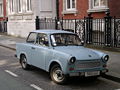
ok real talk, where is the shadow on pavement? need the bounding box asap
[102,74,120,83]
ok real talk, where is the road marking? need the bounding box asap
[30,84,43,90]
[5,70,18,77]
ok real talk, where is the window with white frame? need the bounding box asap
[94,0,107,8]
[18,0,22,13]
[0,3,3,16]
[26,0,32,12]
[66,0,76,10]
[88,0,109,12]
[62,0,77,14]
[9,0,15,14]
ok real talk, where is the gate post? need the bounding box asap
[85,13,93,44]
[35,16,40,30]
[104,11,112,46]
[55,17,59,30]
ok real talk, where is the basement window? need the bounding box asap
[18,0,22,13]
[26,0,32,12]
[9,0,15,14]
[88,0,109,13]
[66,0,76,10]
[62,0,77,14]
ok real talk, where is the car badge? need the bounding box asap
[88,55,92,57]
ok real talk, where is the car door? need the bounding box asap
[31,33,50,70]
[26,32,37,64]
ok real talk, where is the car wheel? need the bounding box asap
[20,55,30,70]
[50,64,67,84]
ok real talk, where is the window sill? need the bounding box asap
[62,10,78,15]
[23,12,33,15]
[9,12,33,16]
[0,15,3,17]
[87,8,109,13]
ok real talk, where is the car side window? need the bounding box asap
[36,33,49,47]
[27,33,36,44]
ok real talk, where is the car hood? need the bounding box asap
[54,46,102,60]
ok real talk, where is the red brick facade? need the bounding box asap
[0,0,7,21]
[109,0,120,17]
[59,0,120,19]
[59,0,89,19]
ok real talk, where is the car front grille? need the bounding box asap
[75,60,101,70]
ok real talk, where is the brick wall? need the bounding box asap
[0,0,7,21]
[59,0,107,19]
[59,0,120,19]
[109,0,120,17]
[59,0,88,19]
[3,0,6,18]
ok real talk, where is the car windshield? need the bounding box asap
[51,33,82,46]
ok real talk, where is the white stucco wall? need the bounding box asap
[7,20,35,38]
[33,0,56,18]
[7,0,56,37]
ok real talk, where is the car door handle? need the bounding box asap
[31,47,36,50]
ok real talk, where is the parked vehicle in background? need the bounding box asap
[15,30,109,84]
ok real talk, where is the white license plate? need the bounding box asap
[85,71,100,77]
[70,73,79,76]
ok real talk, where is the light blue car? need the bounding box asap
[16,30,109,84]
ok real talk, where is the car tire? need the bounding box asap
[20,55,30,70]
[50,64,68,84]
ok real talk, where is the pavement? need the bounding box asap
[0,33,120,83]
[0,34,25,50]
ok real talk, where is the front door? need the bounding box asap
[31,33,49,70]
[26,32,37,64]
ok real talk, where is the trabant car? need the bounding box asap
[16,30,109,84]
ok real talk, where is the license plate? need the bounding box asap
[85,71,100,77]
[70,73,79,76]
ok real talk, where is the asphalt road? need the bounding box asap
[0,46,120,90]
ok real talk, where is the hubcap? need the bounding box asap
[53,68,64,82]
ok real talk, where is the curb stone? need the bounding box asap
[0,44,16,51]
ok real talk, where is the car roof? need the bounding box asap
[31,29,74,34]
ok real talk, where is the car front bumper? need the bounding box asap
[69,69,108,77]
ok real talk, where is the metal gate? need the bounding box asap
[114,19,120,47]
[0,21,7,33]
[75,19,85,43]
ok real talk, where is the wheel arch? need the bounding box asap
[20,53,26,63]
[48,61,62,73]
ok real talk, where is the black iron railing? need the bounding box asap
[0,20,7,33]
[35,15,120,48]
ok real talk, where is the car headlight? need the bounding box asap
[102,55,109,62]
[69,57,76,64]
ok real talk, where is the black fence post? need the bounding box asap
[85,13,93,44]
[55,17,58,30]
[61,17,63,30]
[3,18,8,33]
[113,16,117,47]
[75,19,77,33]
[104,11,112,47]
[83,17,86,46]
[4,21,7,32]
[35,16,40,30]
